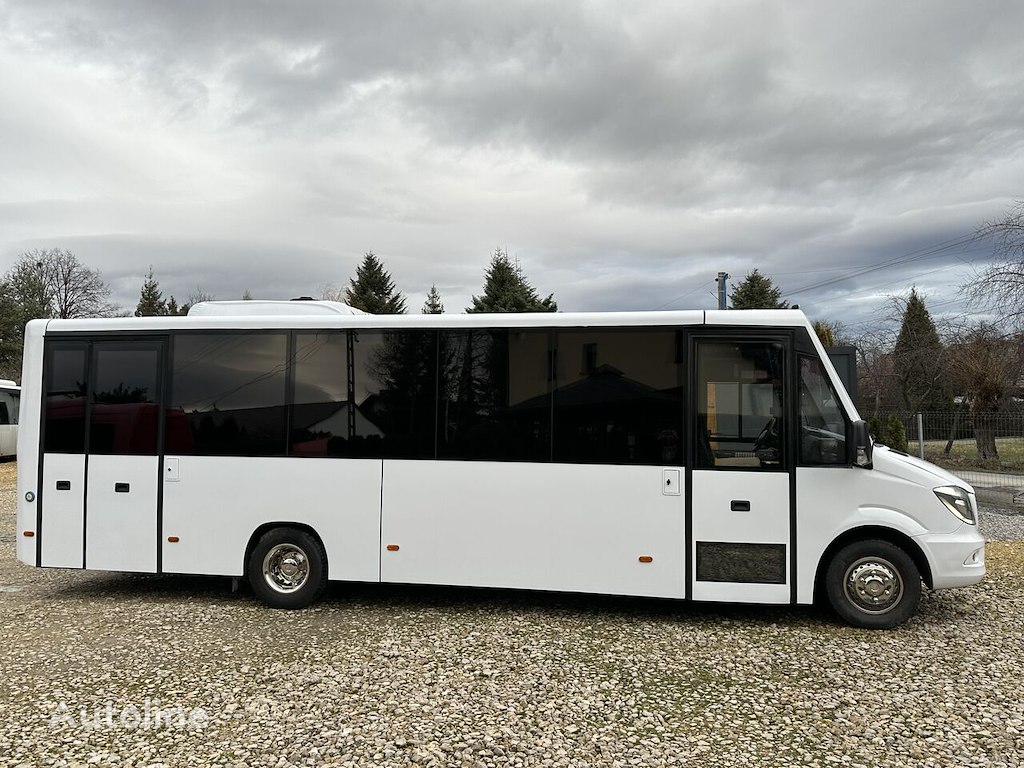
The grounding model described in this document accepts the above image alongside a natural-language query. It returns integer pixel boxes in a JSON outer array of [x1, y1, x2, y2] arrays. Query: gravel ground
[[980, 504, 1024, 541], [1, 462, 1023, 768]]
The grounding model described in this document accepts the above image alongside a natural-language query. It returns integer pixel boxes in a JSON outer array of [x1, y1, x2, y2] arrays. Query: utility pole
[[716, 272, 730, 310]]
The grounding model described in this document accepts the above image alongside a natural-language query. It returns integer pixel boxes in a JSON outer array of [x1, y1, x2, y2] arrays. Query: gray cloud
[[0, 1, 1021, 332]]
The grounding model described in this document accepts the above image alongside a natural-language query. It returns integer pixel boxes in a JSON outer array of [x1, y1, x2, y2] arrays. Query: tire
[[825, 539, 921, 629], [247, 527, 327, 609]]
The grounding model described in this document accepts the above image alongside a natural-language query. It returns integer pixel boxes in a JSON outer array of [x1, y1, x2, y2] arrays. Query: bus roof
[[34, 304, 813, 333]]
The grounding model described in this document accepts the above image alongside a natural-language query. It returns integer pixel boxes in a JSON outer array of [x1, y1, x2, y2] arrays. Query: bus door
[[40, 338, 165, 572], [689, 337, 792, 604]]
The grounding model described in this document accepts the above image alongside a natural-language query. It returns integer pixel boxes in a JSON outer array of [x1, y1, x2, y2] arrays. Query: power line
[[652, 279, 716, 310], [787, 232, 980, 296]]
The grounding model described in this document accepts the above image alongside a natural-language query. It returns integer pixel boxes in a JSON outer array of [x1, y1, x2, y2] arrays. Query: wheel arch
[[814, 525, 933, 603], [244, 521, 328, 576]]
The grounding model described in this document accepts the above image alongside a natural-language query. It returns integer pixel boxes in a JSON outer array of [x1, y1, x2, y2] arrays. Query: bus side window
[[552, 329, 684, 465], [694, 341, 786, 470], [798, 355, 847, 465], [0, 401, 9, 425]]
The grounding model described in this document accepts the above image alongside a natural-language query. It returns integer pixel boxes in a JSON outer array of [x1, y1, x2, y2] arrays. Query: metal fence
[[870, 409, 1024, 509]]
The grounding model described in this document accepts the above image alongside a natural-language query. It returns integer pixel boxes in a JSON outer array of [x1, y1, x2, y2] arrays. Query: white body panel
[[691, 470, 790, 603], [161, 456, 382, 580], [13, 309, 986, 616], [39, 454, 85, 568], [37, 309, 708, 334], [795, 448, 986, 602], [16, 322, 46, 566], [85, 455, 158, 573], [381, 461, 686, 598]]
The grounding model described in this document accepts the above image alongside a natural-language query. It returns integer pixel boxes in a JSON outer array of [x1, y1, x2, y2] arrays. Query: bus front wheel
[[247, 527, 327, 609], [825, 540, 921, 629]]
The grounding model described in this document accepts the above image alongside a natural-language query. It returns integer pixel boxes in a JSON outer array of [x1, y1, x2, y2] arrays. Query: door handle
[[731, 500, 751, 512], [114, 482, 130, 493]]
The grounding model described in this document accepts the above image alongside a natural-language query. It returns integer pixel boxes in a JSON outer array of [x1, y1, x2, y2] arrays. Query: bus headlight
[[934, 485, 977, 525]]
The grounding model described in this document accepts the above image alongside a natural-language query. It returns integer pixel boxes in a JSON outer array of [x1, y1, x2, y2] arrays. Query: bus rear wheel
[[247, 528, 327, 609], [826, 540, 921, 629]]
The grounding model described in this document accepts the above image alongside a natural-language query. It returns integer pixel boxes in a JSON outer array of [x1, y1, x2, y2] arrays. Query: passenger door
[[84, 340, 164, 573], [40, 343, 89, 568], [38, 338, 165, 572], [689, 337, 792, 604]]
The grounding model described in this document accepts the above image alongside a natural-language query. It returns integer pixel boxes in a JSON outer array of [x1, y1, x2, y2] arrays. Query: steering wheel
[[753, 416, 780, 465]]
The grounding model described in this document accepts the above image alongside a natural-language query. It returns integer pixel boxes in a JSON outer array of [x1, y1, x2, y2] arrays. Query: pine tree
[[467, 248, 557, 313], [167, 296, 180, 316], [135, 267, 167, 316], [344, 252, 407, 314], [892, 288, 952, 412], [729, 269, 789, 309], [423, 284, 444, 314], [812, 320, 839, 347]]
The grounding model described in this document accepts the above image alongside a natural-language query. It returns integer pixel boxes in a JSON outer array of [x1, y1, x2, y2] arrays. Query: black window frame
[[88, 339, 165, 457], [688, 330, 794, 473], [167, 330, 290, 458], [551, 326, 685, 466]]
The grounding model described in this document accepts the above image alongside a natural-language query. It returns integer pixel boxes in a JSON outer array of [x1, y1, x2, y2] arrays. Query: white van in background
[[0, 379, 19, 459]]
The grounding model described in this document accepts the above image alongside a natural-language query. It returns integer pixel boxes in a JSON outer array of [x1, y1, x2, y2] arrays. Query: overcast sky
[[1, 1, 1021, 332]]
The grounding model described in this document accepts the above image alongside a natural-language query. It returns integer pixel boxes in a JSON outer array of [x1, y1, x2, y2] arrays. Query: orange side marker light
[[386, 544, 400, 552], [167, 536, 180, 543], [23, 531, 34, 538], [638, 556, 653, 563]]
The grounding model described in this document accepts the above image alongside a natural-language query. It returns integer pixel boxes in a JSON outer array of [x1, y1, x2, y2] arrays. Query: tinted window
[[292, 331, 347, 456], [44, 345, 88, 453], [291, 330, 437, 458], [438, 329, 551, 461], [798, 355, 847, 465], [168, 334, 287, 456], [694, 341, 786, 470], [0, 392, 16, 425], [553, 329, 683, 464], [89, 344, 161, 455]]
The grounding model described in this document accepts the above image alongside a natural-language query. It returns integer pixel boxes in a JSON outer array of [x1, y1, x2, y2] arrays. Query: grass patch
[[923, 438, 1024, 473]]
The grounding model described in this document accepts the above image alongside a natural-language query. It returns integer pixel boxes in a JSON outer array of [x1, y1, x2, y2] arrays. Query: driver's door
[[689, 337, 792, 603]]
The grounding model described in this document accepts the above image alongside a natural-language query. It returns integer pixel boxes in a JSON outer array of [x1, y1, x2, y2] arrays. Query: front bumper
[[915, 524, 986, 590]]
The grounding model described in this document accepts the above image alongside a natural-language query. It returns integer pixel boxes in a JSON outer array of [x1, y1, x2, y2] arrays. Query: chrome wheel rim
[[843, 556, 903, 615], [262, 543, 310, 594]]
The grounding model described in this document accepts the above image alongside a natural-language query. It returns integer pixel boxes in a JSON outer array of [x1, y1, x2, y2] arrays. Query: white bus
[[15, 302, 985, 628], [0, 379, 20, 459]]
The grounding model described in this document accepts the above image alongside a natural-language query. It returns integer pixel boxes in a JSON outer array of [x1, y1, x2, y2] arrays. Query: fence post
[[916, 412, 925, 460]]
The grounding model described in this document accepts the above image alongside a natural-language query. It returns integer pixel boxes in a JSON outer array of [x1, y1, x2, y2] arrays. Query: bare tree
[[47, 249, 117, 318], [320, 284, 346, 302], [968, 200, 1024, 330], [5, 249, 118, 319], [176, 286, 215, 315], [186, 287, 214, 306], [946, 323, 1024, 460], [845, 326, 900, 416], [0, 249, 120, 376]]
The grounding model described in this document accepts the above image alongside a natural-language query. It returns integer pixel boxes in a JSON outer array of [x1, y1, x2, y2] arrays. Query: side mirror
[[851, 420, 873, 468]]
